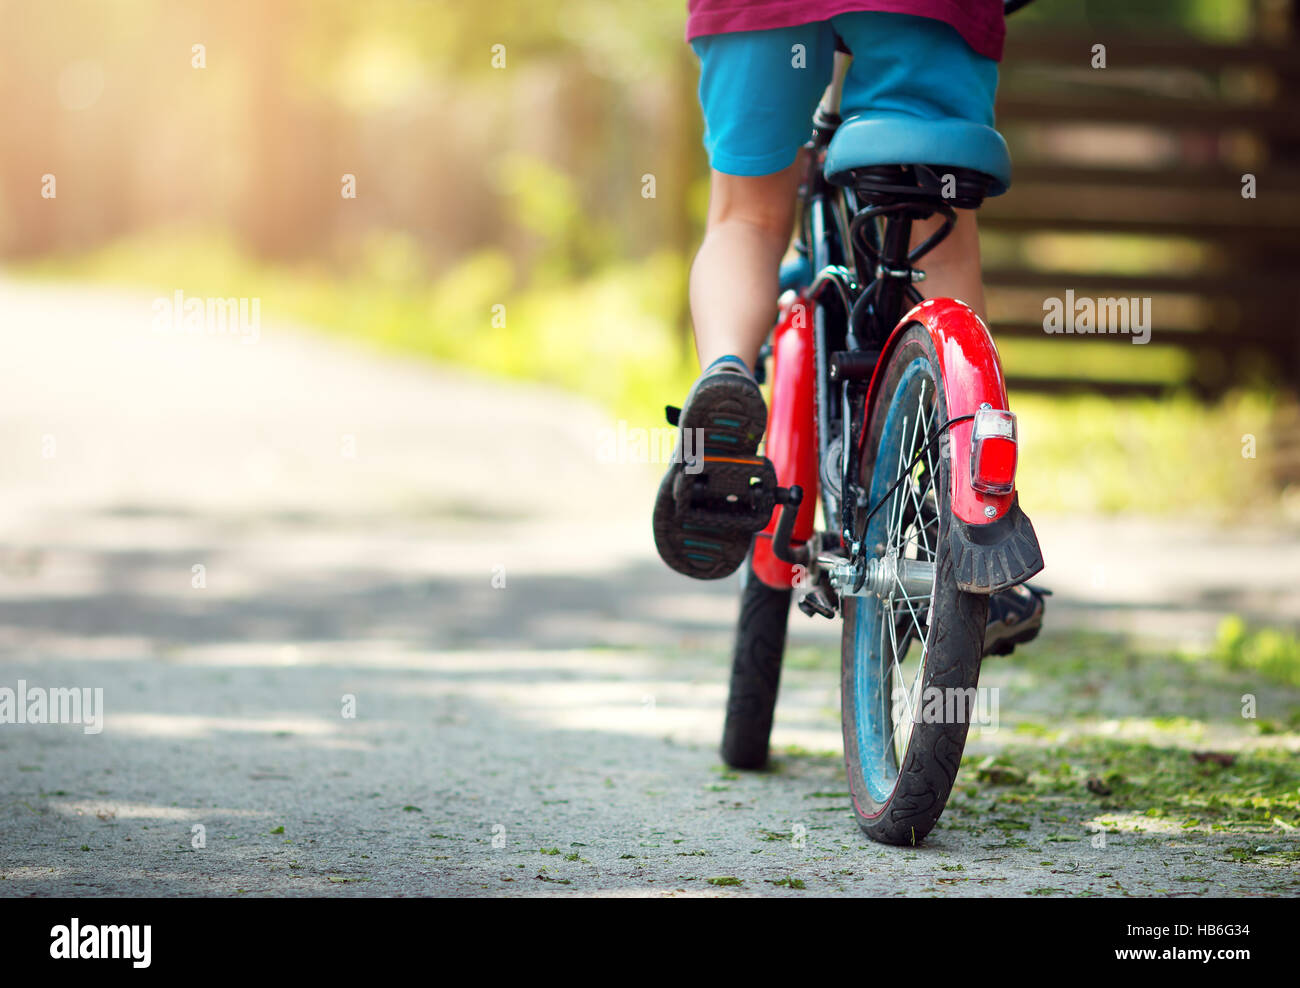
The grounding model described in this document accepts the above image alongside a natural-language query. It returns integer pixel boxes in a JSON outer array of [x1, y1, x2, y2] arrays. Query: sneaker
[[652, 356, 769, 580], [982, 582, 1048, 657]]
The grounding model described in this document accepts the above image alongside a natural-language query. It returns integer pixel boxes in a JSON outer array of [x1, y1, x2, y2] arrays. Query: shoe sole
[[653, 372, 768, 580]]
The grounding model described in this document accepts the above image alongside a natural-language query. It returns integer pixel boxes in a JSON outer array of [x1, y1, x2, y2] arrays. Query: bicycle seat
[[824, 113, 1012, 196]]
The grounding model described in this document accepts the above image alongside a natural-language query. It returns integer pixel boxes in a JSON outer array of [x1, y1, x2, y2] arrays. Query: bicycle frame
[[752, 53, 1041, 600]]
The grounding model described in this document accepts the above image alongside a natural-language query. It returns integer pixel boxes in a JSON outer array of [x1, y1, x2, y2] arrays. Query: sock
[[703, 354, 756, 381]]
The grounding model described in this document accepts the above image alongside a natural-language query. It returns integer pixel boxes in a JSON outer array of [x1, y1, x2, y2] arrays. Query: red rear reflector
[[970, 407, 1017, 495]]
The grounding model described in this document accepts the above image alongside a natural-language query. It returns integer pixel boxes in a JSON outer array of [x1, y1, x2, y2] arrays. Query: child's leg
[[686, 26, 835, 371], [689, 160, 803, 370], [655, 27, 831, 580], [910, 208, 987, 322], [689, 167, 987, 371]]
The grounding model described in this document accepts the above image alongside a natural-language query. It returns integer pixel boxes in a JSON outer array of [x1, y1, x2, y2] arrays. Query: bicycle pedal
[[798, 589, 837, 619], [671, 454, 779, 535]]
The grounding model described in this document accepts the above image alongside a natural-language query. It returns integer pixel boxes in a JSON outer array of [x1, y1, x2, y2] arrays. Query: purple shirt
[[686, 1, 1006, 61]]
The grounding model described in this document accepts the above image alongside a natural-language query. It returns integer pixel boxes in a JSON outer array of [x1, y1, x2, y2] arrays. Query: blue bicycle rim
[[850, 355, 935, 804]]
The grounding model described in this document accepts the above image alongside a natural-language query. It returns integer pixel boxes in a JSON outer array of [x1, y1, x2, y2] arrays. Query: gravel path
[[2, 279, 1297, 897]]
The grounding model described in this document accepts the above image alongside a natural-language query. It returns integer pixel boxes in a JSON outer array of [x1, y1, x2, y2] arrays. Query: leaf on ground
[[1085, 776, 1112, 796], [975, 756, 1026, 786], [1191, 751, 1236, 767]]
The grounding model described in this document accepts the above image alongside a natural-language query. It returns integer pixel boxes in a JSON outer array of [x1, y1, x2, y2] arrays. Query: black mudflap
[[948, 494, 1044, 594]]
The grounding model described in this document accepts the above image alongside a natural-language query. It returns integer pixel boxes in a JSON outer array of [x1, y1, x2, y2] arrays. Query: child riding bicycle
[[653, 1, 1044, 655]]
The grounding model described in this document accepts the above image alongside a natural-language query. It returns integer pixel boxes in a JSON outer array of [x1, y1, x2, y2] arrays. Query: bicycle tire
[[841, 323, 988, 845]]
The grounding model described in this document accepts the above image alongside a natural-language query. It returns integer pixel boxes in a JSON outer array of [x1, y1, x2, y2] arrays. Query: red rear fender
[[861, 298, 1015, 526]]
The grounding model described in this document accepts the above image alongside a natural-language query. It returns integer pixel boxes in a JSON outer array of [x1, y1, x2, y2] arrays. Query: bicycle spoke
[[878, 600, 893, 766], [906, 384, 937, 560], [857, 362, 948, 797], [904, 471, 932, 560], [883, 602, 915, 733], [883, 603, 925, 754], [886, 606, 925, 760], [886, 413, 911, 539], [880, 377, 941, 763]]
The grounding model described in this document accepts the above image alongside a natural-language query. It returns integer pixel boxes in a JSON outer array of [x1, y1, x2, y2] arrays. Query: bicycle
[[689, 44, 1045, 846]]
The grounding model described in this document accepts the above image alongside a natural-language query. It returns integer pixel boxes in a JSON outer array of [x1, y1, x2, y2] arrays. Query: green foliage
[[1213, 617, 1300, 688], [996, 737, 1300, 831], [15, 230, 693, 425], [1011, 0, 1254, 40], [15, 230, 1290, 520], [1012, 390, 1281, 519]]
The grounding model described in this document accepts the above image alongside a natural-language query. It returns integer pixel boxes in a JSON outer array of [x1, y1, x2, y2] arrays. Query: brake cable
[[851, 412, 975, 593]]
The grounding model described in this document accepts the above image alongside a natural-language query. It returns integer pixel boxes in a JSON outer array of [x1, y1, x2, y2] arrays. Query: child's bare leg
[[690, 175, 986, 371], [909, 207, 986, 322], [688, 161, 802, 370]]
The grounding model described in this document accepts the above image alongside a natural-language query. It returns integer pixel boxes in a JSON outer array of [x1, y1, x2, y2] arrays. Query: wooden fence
[[983, 18, 1300, 396]]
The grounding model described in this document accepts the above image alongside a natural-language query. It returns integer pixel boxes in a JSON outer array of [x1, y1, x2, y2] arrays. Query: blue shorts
[[691, 12, 999, 177]]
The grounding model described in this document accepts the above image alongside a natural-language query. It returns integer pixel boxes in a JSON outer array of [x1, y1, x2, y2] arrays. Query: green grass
[[781, 628, 1300, 844], [1211, 616, 1300, 689], [972, 628, 1300, 834], [767, 876, 807, 889], [1011, 390, 1285, 519], [974, 739, 1300, 832]]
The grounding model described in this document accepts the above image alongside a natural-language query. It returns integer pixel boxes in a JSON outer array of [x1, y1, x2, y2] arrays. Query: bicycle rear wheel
[[841, 323, 988, 845]]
